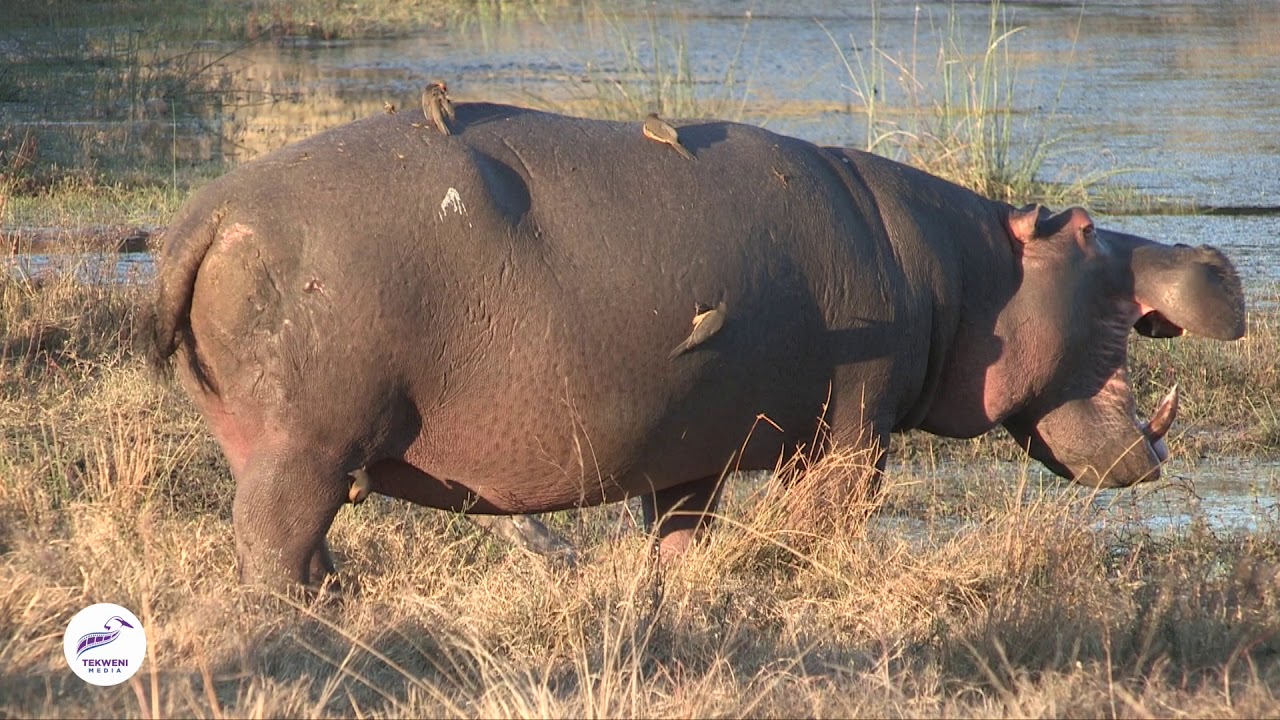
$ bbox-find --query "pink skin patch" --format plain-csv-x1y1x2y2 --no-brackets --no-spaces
220,223,255,248
198,395,259,481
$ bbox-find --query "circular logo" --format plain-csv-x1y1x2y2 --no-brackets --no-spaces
63,603,147,686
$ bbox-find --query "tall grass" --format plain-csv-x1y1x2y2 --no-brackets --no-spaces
2,3,1277,715
4,197,1276,716
0,19,243,211
829,0,1141,209
1,192,1278,716
2,412,1277,716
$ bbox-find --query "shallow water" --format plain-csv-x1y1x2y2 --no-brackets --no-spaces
1096,457,1280,535
8,251,153,285
887,456,1280,538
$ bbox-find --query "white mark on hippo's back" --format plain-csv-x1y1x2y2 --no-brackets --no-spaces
438,187,468,222
221,222,254,246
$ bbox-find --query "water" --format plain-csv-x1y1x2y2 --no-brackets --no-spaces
887,457,1280,538
1096,458,1280,535
236,1,1280,208
7,251,153,285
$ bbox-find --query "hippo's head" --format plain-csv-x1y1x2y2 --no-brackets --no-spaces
993,204,1245,487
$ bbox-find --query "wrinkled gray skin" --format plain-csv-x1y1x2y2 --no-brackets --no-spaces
148,103,1246,587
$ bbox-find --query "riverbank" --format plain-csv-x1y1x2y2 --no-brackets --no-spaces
1,353,1277,716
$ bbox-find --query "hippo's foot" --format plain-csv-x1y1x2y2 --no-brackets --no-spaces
470,514,579,567
642,475,723,562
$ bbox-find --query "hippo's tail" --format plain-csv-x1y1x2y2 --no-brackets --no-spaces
143,205,225,393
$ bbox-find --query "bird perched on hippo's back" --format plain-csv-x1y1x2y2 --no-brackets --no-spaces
643,112,695,160
422,81,456,136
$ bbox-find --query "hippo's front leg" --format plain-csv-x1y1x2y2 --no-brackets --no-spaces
234,454,349,587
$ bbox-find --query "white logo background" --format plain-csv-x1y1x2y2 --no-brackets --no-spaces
63,603,147,686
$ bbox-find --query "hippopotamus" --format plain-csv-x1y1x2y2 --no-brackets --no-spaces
148,102,1246,586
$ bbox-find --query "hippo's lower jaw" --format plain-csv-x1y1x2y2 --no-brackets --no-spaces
1014,427,1164,488
1006,379,1180,489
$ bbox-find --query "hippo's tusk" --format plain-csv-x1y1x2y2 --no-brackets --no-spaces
1141,384,1179,442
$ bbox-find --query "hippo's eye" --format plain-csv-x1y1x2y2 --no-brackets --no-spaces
1081,224,1096,241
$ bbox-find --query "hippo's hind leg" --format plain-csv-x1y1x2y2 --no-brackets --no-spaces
234,452,349,588
642,475,724,560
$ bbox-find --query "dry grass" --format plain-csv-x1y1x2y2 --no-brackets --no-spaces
2,254,1279,717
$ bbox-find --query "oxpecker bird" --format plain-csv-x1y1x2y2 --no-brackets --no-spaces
348,468,372,504
669,302,727,359
422,81,456,135
643,112,695,160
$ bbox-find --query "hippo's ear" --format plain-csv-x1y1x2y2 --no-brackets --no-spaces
1005,204,1043,244
1132,244,1246,340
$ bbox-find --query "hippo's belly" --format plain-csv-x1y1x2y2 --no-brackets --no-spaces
370,313,833,512
388,367,811,512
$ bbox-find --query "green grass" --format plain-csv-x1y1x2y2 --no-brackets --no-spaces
2,179,184,230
